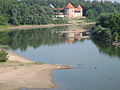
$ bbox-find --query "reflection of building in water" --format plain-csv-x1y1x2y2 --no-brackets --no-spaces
57,31,90,44
66,38,74,44
65,33,83,38
66,33,83,44
64,33,83,44
75,33,82,40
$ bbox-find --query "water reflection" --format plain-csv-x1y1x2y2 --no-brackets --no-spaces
0,27,65,51
0,25,120,59
92,40,120,58
1,25,120,90
56,29,90,44
0,25,89,51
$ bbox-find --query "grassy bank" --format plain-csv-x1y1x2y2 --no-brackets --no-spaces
0,25,10,29
0,22,95,31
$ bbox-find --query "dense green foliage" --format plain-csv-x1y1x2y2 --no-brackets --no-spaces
0,50,8,62
92,13,120,43
0,0,54,25
0,15,8,25
16,0,120,20
83,1,120,19
0,0,120,25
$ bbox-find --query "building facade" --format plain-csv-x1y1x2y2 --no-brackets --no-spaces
52,3,83,18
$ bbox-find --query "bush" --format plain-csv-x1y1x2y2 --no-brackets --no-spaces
0,50,8,62
51,18,68,24
0,15,8,25
92,13,120,43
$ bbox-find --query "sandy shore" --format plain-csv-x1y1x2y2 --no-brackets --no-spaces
0,50,71,90
0,22,95,31
0,22,94,90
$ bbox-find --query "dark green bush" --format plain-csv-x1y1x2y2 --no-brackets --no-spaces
92,13,120,43
0,50,8,62
0,15,8,25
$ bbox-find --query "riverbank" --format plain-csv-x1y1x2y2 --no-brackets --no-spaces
0,22,95,31
0,50,71,90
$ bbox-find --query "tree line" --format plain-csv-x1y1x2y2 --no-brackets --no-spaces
92,13,120,43
0,0,54,25
0,0,120,25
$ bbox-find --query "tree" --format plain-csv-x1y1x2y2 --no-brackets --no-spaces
0,0,120,25
113,32,119,42
0,50,8,62
0,15,8,25
92,13,120,43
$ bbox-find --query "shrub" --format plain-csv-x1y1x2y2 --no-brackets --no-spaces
51,18,68,24
0,15,8,25
0,50,8,62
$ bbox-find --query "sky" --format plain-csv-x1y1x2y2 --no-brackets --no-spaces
90,0,120,2
104,0,120,2
109,0,120,2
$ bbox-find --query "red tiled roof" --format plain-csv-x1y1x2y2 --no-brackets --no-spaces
66,38,74,44
74,8,80,11
53,3,82,11
74,5,82,11
65,3,74,8
78,5,82,9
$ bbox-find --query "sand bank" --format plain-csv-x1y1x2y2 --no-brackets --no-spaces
0,50,71,90
0,22,95,31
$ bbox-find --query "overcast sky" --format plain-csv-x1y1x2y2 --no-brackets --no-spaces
109,0,120,2
90,0,120,2
104,0,120,2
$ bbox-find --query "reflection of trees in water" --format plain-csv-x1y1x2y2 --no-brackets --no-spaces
82,24,95,31
0,27,67,51
92,40,120,58
67,25,83,30
0,25,91,51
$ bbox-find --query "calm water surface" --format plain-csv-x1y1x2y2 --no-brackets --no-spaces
1,25,120,90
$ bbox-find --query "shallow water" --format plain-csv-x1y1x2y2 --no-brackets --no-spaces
1,25,120,90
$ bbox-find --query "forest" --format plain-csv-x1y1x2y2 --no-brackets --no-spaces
0,0,120,25
92,13,120,43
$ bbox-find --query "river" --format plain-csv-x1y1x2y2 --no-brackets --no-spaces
1,25,120,90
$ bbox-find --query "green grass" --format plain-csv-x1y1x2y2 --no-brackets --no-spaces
0,25,10,29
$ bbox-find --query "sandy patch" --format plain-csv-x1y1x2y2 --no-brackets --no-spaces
7,50,32,63
0,50,71,90
0,22,95,31
0,63,61,90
